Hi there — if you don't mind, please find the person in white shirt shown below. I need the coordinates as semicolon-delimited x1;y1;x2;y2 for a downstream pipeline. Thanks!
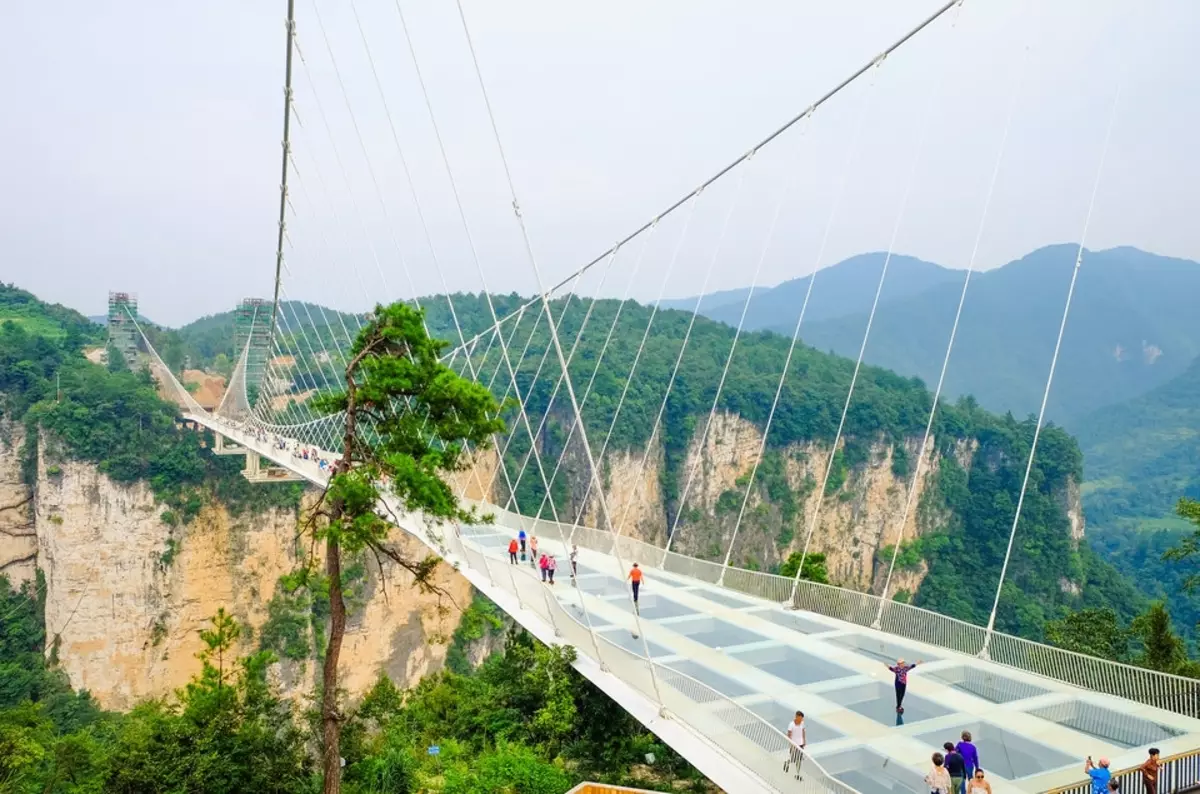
784;710;806;780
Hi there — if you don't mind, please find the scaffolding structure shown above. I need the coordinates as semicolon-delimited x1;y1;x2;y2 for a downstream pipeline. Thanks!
106;292;140;365
233;298;272;405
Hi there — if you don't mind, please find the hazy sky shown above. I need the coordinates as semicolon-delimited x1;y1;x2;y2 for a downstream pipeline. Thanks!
1;1;1196;326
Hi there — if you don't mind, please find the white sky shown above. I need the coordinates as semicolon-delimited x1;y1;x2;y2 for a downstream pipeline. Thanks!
1;0;1196;325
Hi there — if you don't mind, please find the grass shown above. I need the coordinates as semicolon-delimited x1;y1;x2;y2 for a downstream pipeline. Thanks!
0;313;68;338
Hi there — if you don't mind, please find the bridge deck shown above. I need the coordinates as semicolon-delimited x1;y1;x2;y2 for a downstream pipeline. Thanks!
458;525;1200;794
194;415;1200;794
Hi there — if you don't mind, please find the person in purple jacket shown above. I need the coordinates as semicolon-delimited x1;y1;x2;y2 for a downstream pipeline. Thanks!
957;730;980;787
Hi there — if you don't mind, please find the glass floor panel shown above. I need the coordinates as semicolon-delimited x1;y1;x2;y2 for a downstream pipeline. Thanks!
914;720;1079;779
831;681;955;726
820;747;928;794
665;616;770;649
730;644;857;686
747;609;835;635
922;665;1050;704
637;595;700;620
743;699;846;746
661;659;755;700
1026;701;1184;749
596;628;673;658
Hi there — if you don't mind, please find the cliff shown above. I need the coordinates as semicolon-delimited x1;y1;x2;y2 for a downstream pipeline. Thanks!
0;423;36;585
8;431;476;711
477;412;1084;596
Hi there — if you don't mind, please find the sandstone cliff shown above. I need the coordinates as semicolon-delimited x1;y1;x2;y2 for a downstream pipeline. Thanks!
6;432;476;711
0;423;36;586
473;411;1085;596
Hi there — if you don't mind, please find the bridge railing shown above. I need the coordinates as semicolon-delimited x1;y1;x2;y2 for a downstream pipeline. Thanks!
464;499;1200;720
1044;747;1200;794
439;523;855;794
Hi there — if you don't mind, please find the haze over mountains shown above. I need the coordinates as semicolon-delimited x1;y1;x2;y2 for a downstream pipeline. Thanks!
669;245;1200;427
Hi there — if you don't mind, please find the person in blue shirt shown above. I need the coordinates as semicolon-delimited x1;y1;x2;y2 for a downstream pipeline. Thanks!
1086;756;1112;794
518;528;527;555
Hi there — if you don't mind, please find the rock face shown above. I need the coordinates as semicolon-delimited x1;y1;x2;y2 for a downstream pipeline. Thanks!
0;423;37;586
17;435;473;711
466;412;1091;597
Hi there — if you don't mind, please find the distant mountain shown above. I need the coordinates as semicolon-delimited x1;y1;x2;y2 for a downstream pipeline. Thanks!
780;246;1200;425
1078;353;1200;533
663;253;960;330
660;285;754;313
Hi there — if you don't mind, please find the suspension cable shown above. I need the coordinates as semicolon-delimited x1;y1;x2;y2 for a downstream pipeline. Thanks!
876;0;1035;623
439;0;964;360
791;22;959;599
668;116;811;564
714;67;881;582
982;16;1131;654
610;162;754;544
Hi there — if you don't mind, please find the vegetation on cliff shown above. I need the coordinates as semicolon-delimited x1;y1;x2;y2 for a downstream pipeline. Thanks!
0;581;713;793
0;285;301;522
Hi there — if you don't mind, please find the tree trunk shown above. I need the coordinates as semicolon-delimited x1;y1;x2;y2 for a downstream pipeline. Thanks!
321;534;347;794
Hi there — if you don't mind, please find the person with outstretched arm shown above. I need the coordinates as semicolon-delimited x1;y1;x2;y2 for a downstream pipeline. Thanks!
887;658;922;713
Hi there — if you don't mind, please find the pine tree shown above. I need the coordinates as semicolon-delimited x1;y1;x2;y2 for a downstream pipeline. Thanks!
307;302;504;794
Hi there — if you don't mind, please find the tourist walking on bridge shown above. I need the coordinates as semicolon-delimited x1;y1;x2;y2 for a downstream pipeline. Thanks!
508;537;519;564
518;528;527;555
887;657;922;713
539;553;549;582
546;554;557;585
627;563;643;608
943;742;966;794
956;731;979;783
570;544;578;577
967;770;992;794
529;535;539;567
926;752;952;794
783;710;806;780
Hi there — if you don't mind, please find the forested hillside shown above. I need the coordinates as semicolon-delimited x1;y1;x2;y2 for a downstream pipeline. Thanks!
1080;356;1200;639
174;289;1153;642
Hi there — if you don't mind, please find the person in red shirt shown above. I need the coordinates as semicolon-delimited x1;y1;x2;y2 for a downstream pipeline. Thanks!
539;553;550;582
627;563;643;604
508;538;519;565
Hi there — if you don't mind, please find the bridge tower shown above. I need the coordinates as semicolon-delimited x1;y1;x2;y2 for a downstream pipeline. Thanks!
106;291;140;365
233;298;272;400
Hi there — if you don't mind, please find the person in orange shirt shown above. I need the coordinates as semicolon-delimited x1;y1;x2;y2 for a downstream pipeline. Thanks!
508;537;519;565
627;563;643;605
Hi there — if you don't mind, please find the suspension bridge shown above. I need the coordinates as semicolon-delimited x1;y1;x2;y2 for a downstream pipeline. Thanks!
113;0;1200;792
